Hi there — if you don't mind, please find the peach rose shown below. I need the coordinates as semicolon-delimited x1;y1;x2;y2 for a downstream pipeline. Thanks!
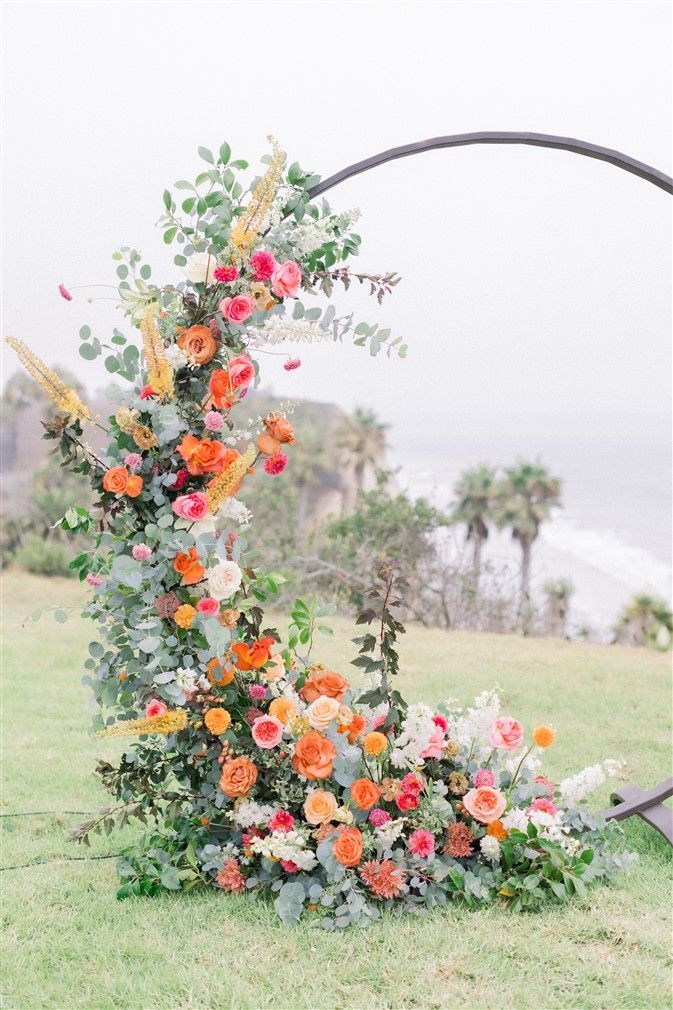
256;431;281;456
251;714;284;749
177;324;218;365
306;695;341;731
272;260;302;299
303;789;339;825
264;413;295;446
301;671;350;704
462;786;507;824
350;778;381;811
220;756;258;797
204;707;231;735
176;435;234;476
261;653;285;681
333;827;363;867
291;731;337;780
489;717;524;752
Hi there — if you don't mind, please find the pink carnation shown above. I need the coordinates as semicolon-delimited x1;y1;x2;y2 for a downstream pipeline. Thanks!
248;684;267;701
396;793;418;811
196;597;220;617
408;829;435;858
530;797;558;816
58;283;72;301
263;451;288;476
401;772;424;797
473;768;495;788
132;543;152;561
489;716;524;752
269;810;294;833
283;357;301;371
145;699;167;718
213;265;238;283
272;260;301;298
250;250;276;281
220;294;253;324
368;808;391;828
124;453;142;472
85;572;103;587
203;410;224;432
172;491;209;522
251;714;284;749
280;859;300;873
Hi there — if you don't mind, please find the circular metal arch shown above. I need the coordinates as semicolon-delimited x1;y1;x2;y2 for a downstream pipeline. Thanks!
308;132;673;198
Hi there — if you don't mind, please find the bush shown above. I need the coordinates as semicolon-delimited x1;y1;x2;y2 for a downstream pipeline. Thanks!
12;533;73;577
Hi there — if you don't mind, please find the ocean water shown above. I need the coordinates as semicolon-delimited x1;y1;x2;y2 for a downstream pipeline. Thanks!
387;412;672;635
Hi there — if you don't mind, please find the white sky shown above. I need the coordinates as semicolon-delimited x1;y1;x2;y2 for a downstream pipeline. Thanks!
2;0;671;438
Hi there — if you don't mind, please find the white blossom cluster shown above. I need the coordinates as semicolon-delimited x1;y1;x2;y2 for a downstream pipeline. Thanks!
218;497;252;528
250;829;318;871
230;801;276;829
174;666;199;695
269;208;362;257
479;835;501;862
445;688;502;753
164;344;191;370
374;817;406;849
390;703;438;769
249;315;332;347
501;806;568;843
558;759;625;808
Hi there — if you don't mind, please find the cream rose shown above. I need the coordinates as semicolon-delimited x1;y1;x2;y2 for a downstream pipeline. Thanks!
303;789;339;825
184;252;219;285
306;694;341;731
206;560;242;601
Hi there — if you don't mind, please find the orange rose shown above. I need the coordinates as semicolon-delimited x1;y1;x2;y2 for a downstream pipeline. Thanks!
363;731;388;756
177;324;218;365
209;369;235;410
264;413;295;446
303;789;339;825
338;713;367;744
269;697;296;725
204;707;231;735
173;547;205;586
125;474;143;498
220;756;258;797
301;671;350;704
256;431;281;456
333;827;363;867
207;656;236;686
350;778;381;810
103;466;130;495
176;435;234;476
533;725;556;748
232;636;276;671
291;731;337;780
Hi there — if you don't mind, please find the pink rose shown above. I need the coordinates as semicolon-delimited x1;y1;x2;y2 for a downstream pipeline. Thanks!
250;250;276;281
146;699;168;718
220;294;253;324
251;715;284;749
196;597;220;617
489;716;524;751
132;543;152;561
420;726;445;759
463;786;507;824
227;354;255;389
172;492;209;522
408;829;435;858
401;772;424;796
271;260;301;298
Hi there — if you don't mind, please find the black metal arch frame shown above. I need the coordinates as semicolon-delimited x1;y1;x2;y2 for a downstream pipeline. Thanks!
308;132;673;198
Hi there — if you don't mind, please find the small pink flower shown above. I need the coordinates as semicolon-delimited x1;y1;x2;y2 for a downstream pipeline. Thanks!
124;453;143;472
280;859;300;873
145;699;167;718
263;451;288;476
408;829;435;858
530;797;558;816
132;543;152;561
489;717;524;752
272;260;301;299
368;808;391;827
86;572;103;587
58;283;72;301
534;774;555;797
269;810;294;833
372;712;388;730
139;385;157;399
251;714;284;749
249;683;267;701
283;357;301;371
401;772;424;797
473;768;495;788
220;294;253;324
171;468;189;491
196;597;220;617
172;491;209;522
420;726;445;760
203;410;224;432
432;713;449;733
213;265;239;283
250;250;276;281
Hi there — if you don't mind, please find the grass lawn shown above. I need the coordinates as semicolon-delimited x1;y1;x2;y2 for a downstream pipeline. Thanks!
1;570;672;1010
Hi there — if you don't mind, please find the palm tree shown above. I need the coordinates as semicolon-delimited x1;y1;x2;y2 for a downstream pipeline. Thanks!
543;578;574;637
613;594;673;649
492;461;562;614
450;464;496;588
335;408;389;513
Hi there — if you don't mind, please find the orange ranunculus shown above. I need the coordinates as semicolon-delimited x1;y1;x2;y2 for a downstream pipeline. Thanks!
176;435;234;476
350;778;381;810
207;656;236;686
269;697;296;725
256;431;281;456
264;412;295;446
301;671;350;704
209;369;235;410
291;731;337;780
174;604;196;629
231;636;276;671
363;731;388;756
487;820;508;841
204;707;231;735
173;547;205;586
220;756;258;797
338;713;367;744
533;725;556;748
303;789;339;825
333;827;363;867
103;465;136;497
177;324;218;365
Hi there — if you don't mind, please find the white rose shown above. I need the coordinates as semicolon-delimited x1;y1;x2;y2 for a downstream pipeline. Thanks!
207;560;242;601
306;695;341;730
184;252;219;285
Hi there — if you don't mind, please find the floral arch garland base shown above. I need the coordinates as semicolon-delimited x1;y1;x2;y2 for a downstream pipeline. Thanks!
7;139;634;928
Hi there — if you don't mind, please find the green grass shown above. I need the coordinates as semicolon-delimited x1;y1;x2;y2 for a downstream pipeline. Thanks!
1;570;672;1010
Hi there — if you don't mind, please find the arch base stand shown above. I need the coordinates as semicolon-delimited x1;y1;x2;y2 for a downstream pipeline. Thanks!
601;778;673;845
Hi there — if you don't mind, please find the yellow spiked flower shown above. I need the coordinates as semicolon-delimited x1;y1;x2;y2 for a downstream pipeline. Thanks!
140;307;174;401
229;136;286;254
5;336;92;422
206;443;256;513
98;709;188;738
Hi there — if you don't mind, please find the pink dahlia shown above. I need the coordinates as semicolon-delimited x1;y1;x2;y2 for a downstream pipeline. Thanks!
263;451;288;476
368;808;391;828
124;452;142;472
408;829;435;858
473;768;495;788
248;683;267;701
213;265;239;283
203;410;225;432
131;543;152;561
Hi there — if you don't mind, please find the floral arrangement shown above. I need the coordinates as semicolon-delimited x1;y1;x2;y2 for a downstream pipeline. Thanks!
6;139;633;929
